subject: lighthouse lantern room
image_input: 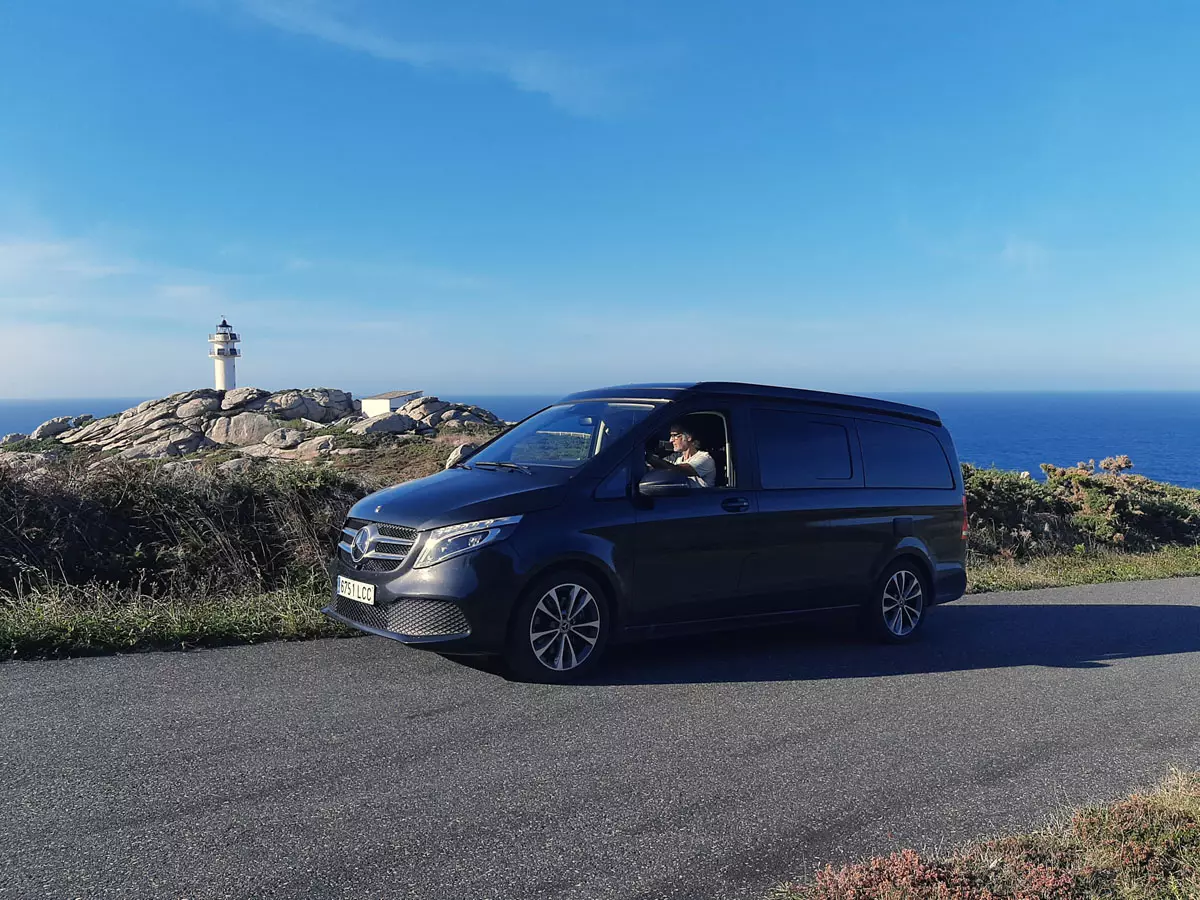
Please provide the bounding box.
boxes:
[208,318,241,390]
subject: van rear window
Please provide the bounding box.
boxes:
[753,409,853,488]
[857,420,954,489]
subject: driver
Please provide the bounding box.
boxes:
[647,424,716,488]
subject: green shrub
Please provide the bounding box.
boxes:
[0,458,368,597]
[965,459,1200,560]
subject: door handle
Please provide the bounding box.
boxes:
[721,497,751,513]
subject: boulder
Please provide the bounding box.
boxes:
[262,428,307,450]
[0,451,53,473]
[467,406,504,426]
[295,435,335,459]
[254,388,354,422]
[332,448,366,456]
[217,457,255,475]
[0,432,28,446]
[445,443,479,469]
[176,396,222,418]
[347,412,418,435]
[206,412,278,447]
[296,418,325,431]
[259,390,308,420]
[295,388,355,423]
[59,417,116,445]
[108,405,173,438]
[118,440,179,460]
[72,414,94,428]
[30,416,74,440]
[220,386,270,411]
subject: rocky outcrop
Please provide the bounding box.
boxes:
[347,412,418,435]
[400,396,503,430]
[221,386,270,411]
[206,412,278,447]
[5,387,505,465]
[177,396,221,418]
[262,428,307,450]
[0,433,28,446]
[31,417,75,440]
[258,388,354,423]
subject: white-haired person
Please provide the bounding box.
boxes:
[646,424,716,488]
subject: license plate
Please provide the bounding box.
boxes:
[337,575,375,605]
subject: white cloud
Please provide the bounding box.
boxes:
[0,239,135,283]
[226,0,616,115]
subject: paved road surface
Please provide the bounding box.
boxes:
[3,578,1200,899]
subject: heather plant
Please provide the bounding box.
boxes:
[772,770,1200,900]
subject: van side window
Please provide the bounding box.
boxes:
[857,420,954,489]
[645,410,734,488]
[753,409,853,489]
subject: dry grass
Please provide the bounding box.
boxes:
[771,769,1200,899]
[968,546,1200,594]
[0,580,348,659]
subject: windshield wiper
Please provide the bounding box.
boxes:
[472,461,534,475]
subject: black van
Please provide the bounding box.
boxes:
[325,383,968,682]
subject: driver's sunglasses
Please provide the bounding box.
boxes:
[668,432,683,439]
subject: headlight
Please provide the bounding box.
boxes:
[413,516,523,568]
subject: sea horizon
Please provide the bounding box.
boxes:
[4,390,1200,489]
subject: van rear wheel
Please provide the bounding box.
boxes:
[504,570,611,683]
[862,560,929,643]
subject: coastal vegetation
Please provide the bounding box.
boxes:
[770,768,1200,900]
[3,426,1200,659]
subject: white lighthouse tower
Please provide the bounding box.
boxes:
[208,318,241,390]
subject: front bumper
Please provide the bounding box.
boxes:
[323,542,524,653]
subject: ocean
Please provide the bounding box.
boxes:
[3,391,1198,489]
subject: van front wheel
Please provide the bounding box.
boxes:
[862,560,929,643]
[504,571,611,683]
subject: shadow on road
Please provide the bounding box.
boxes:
[575,602,1200,685]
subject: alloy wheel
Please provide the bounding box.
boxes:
[528,583,601,672]
[882,569,924,637]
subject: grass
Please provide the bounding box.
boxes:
[0,580,351,660]
[770,769,1200,899]
[968,545,1200,594]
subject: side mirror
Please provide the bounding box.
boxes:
[638,469,692,498]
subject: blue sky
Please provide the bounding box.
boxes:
[2,1,1199,399]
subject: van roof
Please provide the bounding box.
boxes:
[559,382,943,426]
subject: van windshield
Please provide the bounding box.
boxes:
[467,401,659,469]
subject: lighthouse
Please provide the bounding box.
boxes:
[208,318,241,390]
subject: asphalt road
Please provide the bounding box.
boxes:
[3,578,1200,900]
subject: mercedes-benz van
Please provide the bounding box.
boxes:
[325,382,968,682]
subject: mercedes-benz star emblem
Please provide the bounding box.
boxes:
[351,526,371,562]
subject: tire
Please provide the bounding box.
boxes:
[503,570,612,683]
[861,559,930,644]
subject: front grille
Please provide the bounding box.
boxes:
[374,541,410,555]
[334,596,470,637]
[339,549,402,572]
[340,518,418,573]
[346,518,418,541]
